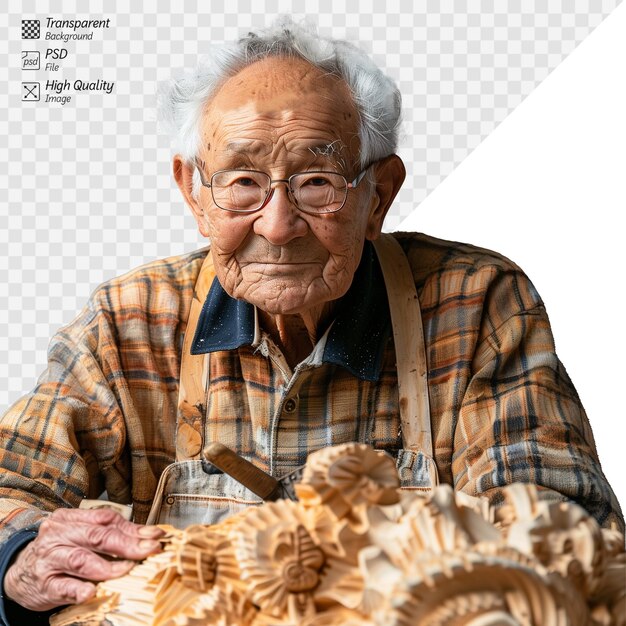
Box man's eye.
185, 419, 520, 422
233, 177, 258, 187
304, 177, 330, 187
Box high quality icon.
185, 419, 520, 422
22, 82, 40, 101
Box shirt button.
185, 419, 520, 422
284, 397, 298, 413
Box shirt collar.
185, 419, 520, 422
190, 241, 391, 381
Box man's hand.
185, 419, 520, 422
3, 508, 165, 611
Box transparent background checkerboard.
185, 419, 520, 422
0, 0, 620, 403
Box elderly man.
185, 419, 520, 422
0, 20, 622, 623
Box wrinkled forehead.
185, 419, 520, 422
199, 57, 361, 163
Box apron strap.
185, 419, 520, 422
372, 234, 435, 467
176, 248, 215, 460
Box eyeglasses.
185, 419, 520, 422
194, 159, 369, 214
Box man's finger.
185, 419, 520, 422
40, 510, 164, 560
49, 507, 165, 539
81, 523, 162, 559
47, 546, 134, 581
40, 577, 97, 612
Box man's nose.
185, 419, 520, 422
252, 182, 308, 245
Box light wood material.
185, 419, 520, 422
203, 442, 283, 501
372, 235, 434, 469
175, 249, 215, 461
51, 443, 625, 626
78, 499, 132, 520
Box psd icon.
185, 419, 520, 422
22, 51, 40, 70
22, 19, 40, 39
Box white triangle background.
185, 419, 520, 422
397, 5, 626, 511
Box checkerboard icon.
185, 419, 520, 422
22, 19, 40, 39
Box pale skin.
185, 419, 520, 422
3, 56, 405, 612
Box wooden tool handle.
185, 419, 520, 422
202, 442, 282, 501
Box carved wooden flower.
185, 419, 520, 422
234, 501, 327, 622
362, 547, 590, 626
296, 443, 400, 521
174, 524, 219, 592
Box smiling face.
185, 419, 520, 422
175, 56, 403, 318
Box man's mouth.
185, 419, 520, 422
241, 260, 322, 272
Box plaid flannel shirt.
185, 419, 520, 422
1, 232, 623, 543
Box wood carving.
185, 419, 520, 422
50, 443, 625, 626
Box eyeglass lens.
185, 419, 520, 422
211, 170, 348, 213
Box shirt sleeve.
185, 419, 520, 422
0, 528, 56, 626
452, 268, 624, 532
0, 251, 194, 546
0, 297, 129, 544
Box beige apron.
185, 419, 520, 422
146, 234, 438, 528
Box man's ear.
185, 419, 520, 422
365, 154, 406, 240
173, 154, 210, 237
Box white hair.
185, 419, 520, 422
157, 17, 402, 197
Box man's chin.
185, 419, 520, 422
245, 288, 330, 318
254, 298, 318, 317
229, 272, 347, 319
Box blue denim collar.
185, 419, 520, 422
190, 240, 391, 381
